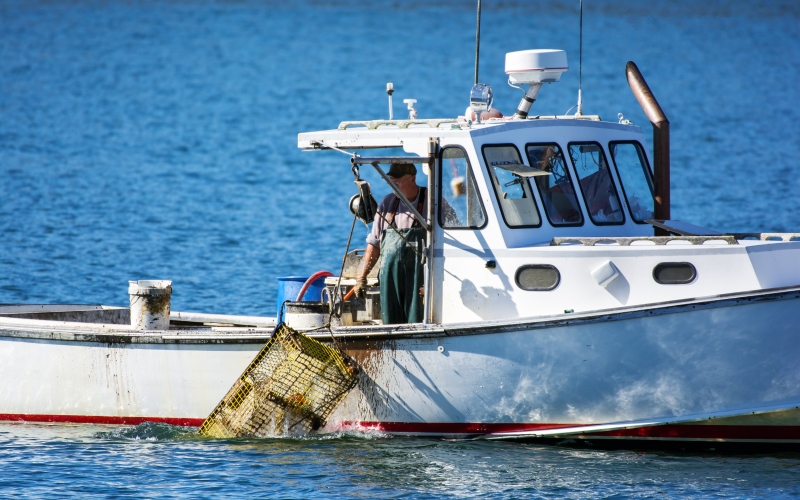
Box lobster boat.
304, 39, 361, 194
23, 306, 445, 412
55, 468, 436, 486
2, 49, 800, 450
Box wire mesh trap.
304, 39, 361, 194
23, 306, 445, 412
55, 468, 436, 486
199, 324, 359, 438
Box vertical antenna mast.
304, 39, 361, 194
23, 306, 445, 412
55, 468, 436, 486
386, 82, 394, 120
576, 0, 583, 115
474, 0, 482, 85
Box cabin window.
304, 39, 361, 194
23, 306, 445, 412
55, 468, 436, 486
568, 142, 624, 225
439, 147, 487, 229
482, 144, 542, 228
653, 262, 697, 284
525, 143, 583, 226
609, 141, 654, 223
515, 265, 560, 291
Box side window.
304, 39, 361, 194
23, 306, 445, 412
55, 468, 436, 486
609, 141, 655, 223
482, 144, 541, 228
568, 142, 624, 225
526, 143, 583, 226
439, 147, 487, 229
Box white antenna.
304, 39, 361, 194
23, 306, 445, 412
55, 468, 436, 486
474, 0, 481, 85
386, 82, 394, 120
403, 99, 418, 120
576, 0, 584, 116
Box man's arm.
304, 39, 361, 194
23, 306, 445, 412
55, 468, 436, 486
354, 243, 380, 298
359, 243, 380, 279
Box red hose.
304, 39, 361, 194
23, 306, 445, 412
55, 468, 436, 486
295, 271, 333, 301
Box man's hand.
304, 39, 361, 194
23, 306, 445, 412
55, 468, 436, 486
353, 276, 368, 299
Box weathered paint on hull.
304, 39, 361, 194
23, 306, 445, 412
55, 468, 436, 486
0, 336, 261, 424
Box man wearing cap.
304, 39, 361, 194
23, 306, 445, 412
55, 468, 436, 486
353, 163, 427, 324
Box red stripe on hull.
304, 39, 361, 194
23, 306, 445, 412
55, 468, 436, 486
344, 421, 800, 441
5, 416, 800, 442
0, 413, 205, 427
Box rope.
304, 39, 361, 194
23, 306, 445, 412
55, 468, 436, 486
326, 212, 359, 342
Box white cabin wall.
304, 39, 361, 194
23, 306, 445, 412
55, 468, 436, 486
439, 244, 763, 322
432, 137, 505, 324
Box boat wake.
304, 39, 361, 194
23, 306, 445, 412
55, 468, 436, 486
94, 422, 200, 442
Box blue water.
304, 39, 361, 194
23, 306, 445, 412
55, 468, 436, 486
1, 423, 799, 499
2, 0, 800, 497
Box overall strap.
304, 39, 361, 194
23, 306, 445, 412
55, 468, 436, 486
386, 196, 402, 228
416, 187, 427, 213
387, 187, 427, 228
412, 187, 427, 228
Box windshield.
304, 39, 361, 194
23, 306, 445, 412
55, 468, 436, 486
482, 144, 541, 228
568, 142, 624, 225
609, 141, 654, 223
526, 143, 583, 226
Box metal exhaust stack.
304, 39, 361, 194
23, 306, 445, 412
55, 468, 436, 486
625, 61, 670, 231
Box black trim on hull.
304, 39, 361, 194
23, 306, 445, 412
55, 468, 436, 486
519, 437, 800, 454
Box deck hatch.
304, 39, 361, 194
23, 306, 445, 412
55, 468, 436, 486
515, 265, 560, 291
653, 262, 697, 284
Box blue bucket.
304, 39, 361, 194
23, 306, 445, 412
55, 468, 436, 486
276, 276, 327, 318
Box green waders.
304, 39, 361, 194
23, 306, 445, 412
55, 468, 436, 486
379, 226, 426, 325
377, 187, 427, 325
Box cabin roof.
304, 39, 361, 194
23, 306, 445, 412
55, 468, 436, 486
297, 115, 636, 152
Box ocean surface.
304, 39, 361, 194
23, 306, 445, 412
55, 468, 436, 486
2, 0, 800, 497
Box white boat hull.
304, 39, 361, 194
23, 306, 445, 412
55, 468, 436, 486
1, 288, 799, 448
0, 337, 262, 426
328, 288, 800, 446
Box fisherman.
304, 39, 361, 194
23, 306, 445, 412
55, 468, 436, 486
353, 163, 427, 325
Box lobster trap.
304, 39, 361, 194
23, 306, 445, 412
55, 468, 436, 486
199, 324, 358, 438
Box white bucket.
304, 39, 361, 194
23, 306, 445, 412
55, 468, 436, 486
284, 301, 327, 331
128, 280, 172, 330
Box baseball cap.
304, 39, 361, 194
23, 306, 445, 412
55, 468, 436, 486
386, 163, 417, 178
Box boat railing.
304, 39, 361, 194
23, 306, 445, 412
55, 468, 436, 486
550, 235, 739, 246
338, 119, 462, 130
337, 114, 602, 130
730, 233, 800, 242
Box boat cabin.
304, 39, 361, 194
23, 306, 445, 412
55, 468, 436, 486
297, 50, 800, 328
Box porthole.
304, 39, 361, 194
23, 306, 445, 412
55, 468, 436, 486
653, 262, 696, 284
516, 265, 560, 291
